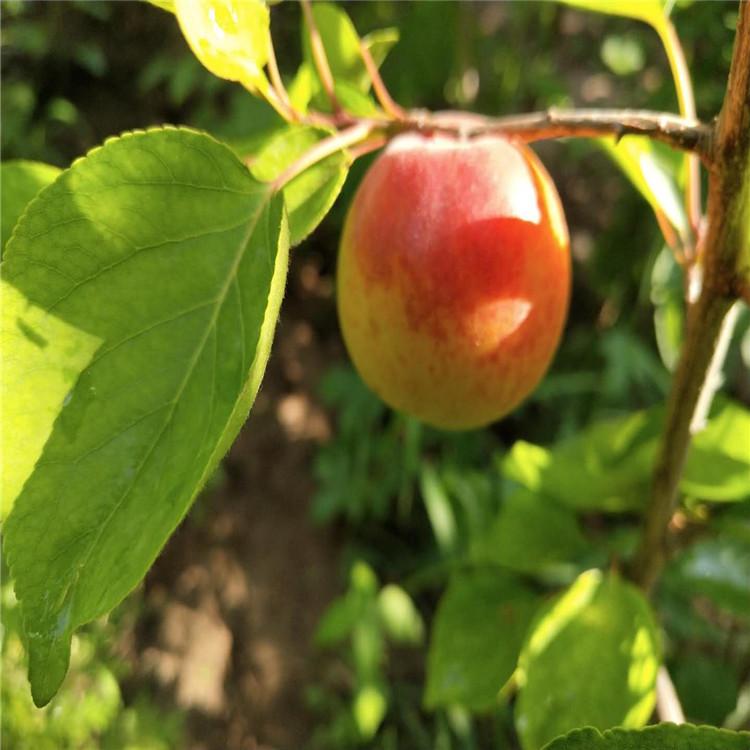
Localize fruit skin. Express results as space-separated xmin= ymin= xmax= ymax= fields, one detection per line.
xmin=337 ymin=133 xmax=570 ymax=430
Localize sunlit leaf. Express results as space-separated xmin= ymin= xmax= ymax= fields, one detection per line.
xmin=250 ymin=124 xmax=350 ymax=245
xmin=362 ymin=27 xmax=400 ymax=70
xmin=354 ymin=683 xmax=387 ymax=739
xmin=144 ymin=0 xmax=175 ymax=13
xmin=516 ymin=570 xmax=660 ymax=750
xmin=175 ymin=0 xmax=270 ymax=94
xmin=600 ymin=137 xmax=688 ymax=243
xmin=502 ymin=409 xmax=662 ymax=512
xmin=685 ymin=398 xmax=750 ymax=502
xmin=377 ymin=584 xmax=424 ymax=645
xmin=3 ymin=127 xmax=289 ymax=706
xmin=302 ymin=2 xmax=365 ymax=90
xmin=425 ymin=569 xmax=538 ymax=711
xmin=543 ymin=723 xmax=750 ymax=750
xmin=559 ymin=0 xmax=669 ymax=32
xmin=300 ymin=3 xmax=393 ymax=114
xmin=1 ymin=160 xmax=61 ymax=252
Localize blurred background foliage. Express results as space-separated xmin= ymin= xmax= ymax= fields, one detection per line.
xmin=2 ymin=1 xmax=749 ymax=748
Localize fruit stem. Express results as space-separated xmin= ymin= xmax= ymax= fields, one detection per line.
xmin=266 ymin=33 xmax=300 ymax=123
xmin=300 ymin=0 xmax=342 ymax=117
xmin=271 ymin=121 xmax=379 ymax=191
xmin=359 ymin=39 xmax=407 ymax=121
xmin=630 ymin=1 xmax=750 ymax=593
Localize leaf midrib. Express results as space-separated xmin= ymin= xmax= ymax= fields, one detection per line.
xmin=53 ymin=185 xmax=275 ymax=623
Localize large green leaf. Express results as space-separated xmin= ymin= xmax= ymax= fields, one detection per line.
xmin=2 ymin=127 xmax=289 ymax=706
xmin=543 ymin=723 xmax=750 ymax=750
xmin=472 ymin=488 xmax=589 ymax=578
xmin=515 ymin=570 xmax=660 ymax=750
xmin=425 ymin=569 xmax=538 ymax=711
xmin=1 ymin=160 xmax=61 ymax=252
xmin=250 ymin=124 xmax=350 ymax=246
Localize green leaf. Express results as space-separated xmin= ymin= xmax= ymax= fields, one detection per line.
xmin=300 ymin=3 xmax=391 ymax=115
xmin=174 ymin=0 xmax=270 ymax=94
xmin=302 ymin=2 xmax=367 ymax=91
xmin=2 ymin=126 xmax=289 ymax=706
xmin=542 ymin=723 xmax=750 ymax=750
xmin=684 ymin=399 xmax=750 ymax=502
xmin=516 ymin=570 xmax=660 ymax=750
xmin=472 ymin=488 xmax=589 ymax=578
xmin=665 ymin=536 xmax=750 ymax=619
xmin=502 ymin=399 xmax=748 ymax=512
xmin=425 ymin=569 xmax=538 ymax=711
xmin=600 ymin=34 xmax=645 ymax=76
xmin=650 ymin=245 xmax=684 ymax=370
xmin=559 ymin=0 xmax=669 ymax=32
xmin=421 ymin=464 xmax=459 ymax=554
xmin=362 ymin=27 xmax=400 ymax=70
xmin=672 ymin=653 xmax=740 ymax=725
xmin=502 ymin=409 xmax=662 ymax=512
xmin=144 ymin=0 xmax=175 ymax=13
xmin=600 ymin=137 xmax=688 ymax=243
xmin=354 ymin=683 xmax=388 ymax=740
xmin=1 ymin=160 xmax=61 ymax=252
xmin=250 ymin=125 xmax=350 ymax=245
xmin=1 ymin=285 xmax=100 ymax=521
xmin=315 ymin=594 xmax=362 ymax=647
xmin=332 ymin=80 xmax=382 ymax=117
xmin=377 ymin=584 xmax=424 ymax=645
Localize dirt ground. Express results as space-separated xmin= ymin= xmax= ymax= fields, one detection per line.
xmin=129 ymin=252 xmax=346 ymax=750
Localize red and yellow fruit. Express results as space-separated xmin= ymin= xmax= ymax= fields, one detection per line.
xmin=337 ymin=133 xmax=570 ymax=430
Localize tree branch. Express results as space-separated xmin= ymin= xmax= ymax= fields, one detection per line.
xmin=630 ymin=0 xmax=750 ymax=592
xmin=398 ymin=108 xmax=712 ymax=160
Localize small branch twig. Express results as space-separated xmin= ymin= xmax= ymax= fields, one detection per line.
xmin=359 ymin=40 xmax=406 ymax=121
xmin=266 ymin=37 xmax=298 ymax=122
xmin=400 ymin=108 xmax=712 ymax=160
xmin=630 ymin=1 xmax=750 ymax=593
xmin=301 ymin=0 xmax=341 ymax=116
